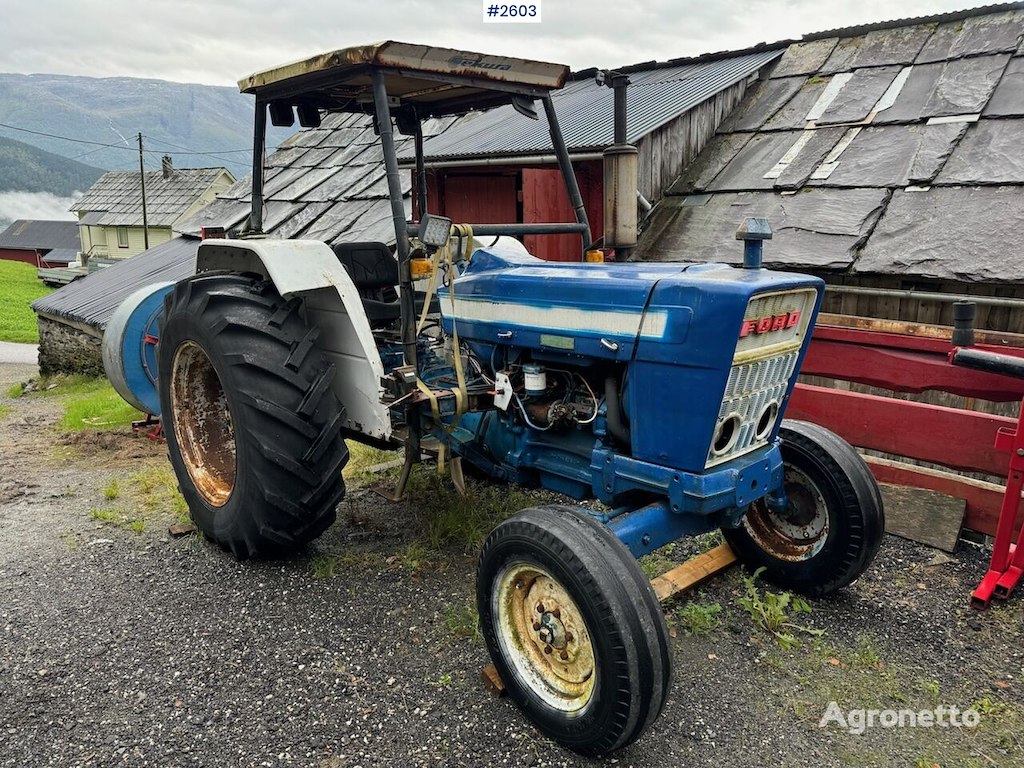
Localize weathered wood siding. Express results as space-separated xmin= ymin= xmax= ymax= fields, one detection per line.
xmin=819 ymin=275 xmax=1024 ymax=336
xmin=635 ymin=79 xmax=750 ymax=204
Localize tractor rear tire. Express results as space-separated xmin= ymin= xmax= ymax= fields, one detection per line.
xmin=157 ymin=273 xmax=348 ymax=558
xmin=723 ymin=420 xmax=884 ymax=597
xmin=477 ymin=505 xmax=671 ymax=756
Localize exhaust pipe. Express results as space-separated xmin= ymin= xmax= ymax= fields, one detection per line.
xmin=601 ymin=72 xmax=638 ymax=260
xmin=735 ymin=217 xmax=773 ymax=269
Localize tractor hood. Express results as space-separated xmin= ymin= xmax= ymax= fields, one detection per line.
xmin=441 ymin=241 xmax=694 ymax=361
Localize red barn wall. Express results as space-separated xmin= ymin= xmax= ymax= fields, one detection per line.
xmin=522 ymin=160 xmax=603 ymax=262
xmin=0 ymin=248 xmax=42 ymax=266
xmin=416 ymin=160 xmax=603 ymax=262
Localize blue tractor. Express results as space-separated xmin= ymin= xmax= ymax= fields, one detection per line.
xmin=104 ymin=42 xmax=883 ymax=756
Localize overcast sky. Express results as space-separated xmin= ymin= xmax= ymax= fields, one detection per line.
xmin=3 ymin=0 xmax=983 ymax=85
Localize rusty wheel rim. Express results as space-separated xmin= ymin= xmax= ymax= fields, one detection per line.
xmin=169 ymin=341 xmax=237 ymax=508
xmin=742 ymin=464 xmax=829 ymax=561
xmin=493 ymin=563 xmax=596 ymax=713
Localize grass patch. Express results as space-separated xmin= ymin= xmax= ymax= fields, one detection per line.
xmin=737 ymin=566 xmax=823 ymax=649
xmin=309 ymin=550 xmax=383 ymax=578
xmin=90 ymin=507 xmax=144 ymax=534
xmin=774 ymin=636 xmax=1024 ymax=764
xmin=311 ymin=554 xmax=341 ymax=579
xmin=344 ymin=442 xmax=402 ymax=484
xmin=0 ymin=404 xmax=9 ymax=421
xmin=61 ymin=381 xmax=140 ymax=431
xmin=0 ymin=260 xmax=51 ymax=343
xmin=405 ymin=468 xmax=537 ymax=555
xmin=86 ymin=463 xmax=190 ymax=538
xmin=128 ymin=464 xmax=188 ymax=523
xmin=443 ymin=601 xmax=482 ymax=644
xmin=639 ymin=550 xmax=677 ymax=579
xmin=675 ymin=600 xmax=722 ymax=637
xmin=10 ymin=375 xmax=141 ymax=432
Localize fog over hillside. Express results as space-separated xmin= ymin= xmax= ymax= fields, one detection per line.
xmin=0 ymin=191 xmax=78 ymax=231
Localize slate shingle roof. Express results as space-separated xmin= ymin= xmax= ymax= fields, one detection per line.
xmin=635 ymin=3 xmax=1024 ymax=283
xmin=71 ymin=167 xmax=232 ymax=228
xmin=175 ymin=112 xmax=458 ymax=244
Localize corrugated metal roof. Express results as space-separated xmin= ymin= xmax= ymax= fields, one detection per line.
xmin=412 ymin=48 xmax=783 ymax=160
xmin=70 ymin=168 xmax=234 ymax=228
xmin=0 ymin=219 xmax=79 ymax=251
xmin=41 ymin=248 xmax=79 ymax=265
xmin=32 ymin=236 xmax=198 ymax=329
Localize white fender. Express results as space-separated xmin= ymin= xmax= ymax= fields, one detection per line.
xmin=195 ymin=238 xmax=392 ymax=441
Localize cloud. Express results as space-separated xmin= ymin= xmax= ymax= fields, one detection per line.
xmin=0 ymin=0 xmax=976 ymax=85
xmin=0 ymin=191 xmax=78 ymax=229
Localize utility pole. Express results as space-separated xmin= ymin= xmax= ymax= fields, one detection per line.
xmin=137 ymin=132 xmax=150 ymax=250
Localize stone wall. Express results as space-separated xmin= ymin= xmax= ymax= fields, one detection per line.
xmin=36 ymin=314 xmax=104 ymax=377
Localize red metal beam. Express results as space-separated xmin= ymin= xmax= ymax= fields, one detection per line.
xmin=788 ymin=383 xmax=1016 ymax=477
xmin=802 ymin=338 xmax=1024 ymax=401
xmin=812 ymin=324 xmax=1024 ymax=359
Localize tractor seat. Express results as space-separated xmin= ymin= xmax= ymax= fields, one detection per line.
xmin=331 ymin=241 xmax=438 ymax=325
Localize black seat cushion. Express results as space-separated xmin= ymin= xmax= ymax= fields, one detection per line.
xmin=331 ymin=241 xmax=439 ymax=326
xmin=332 ymin=242 xmax=400 ymax=290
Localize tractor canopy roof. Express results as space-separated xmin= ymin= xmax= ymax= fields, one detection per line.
xmin=238 ymin=41 xmax=569 ymax=118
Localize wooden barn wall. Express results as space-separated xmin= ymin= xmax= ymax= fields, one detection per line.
xmin=636 ymin=79 xmax=750 ymax=204
xmin=0 ymin=248 xmax=42 ymax=266
xmin=819 ymin=274 xmax=1024 ymax=335
xmin=522 ymin=160 xmax=603 ymax=261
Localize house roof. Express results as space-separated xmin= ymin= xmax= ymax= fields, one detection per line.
xmin=32 ymin=236 xmax=199 ymax=329
xmin=176 ymin=110 xmax=458 ymax=244
xmin=411 ymin=47 xmax=784 ymax=161
xmin=0 ymin=219 xmax=79 ymax=251
xmin=634 ymin=3 xmax=1024 ymax=284
xmin=70 ymin=167 xmax=233 ymax=228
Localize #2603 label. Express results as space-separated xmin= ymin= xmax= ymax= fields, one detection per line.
xmin=482 ymin=1 xmax=542 ymax=22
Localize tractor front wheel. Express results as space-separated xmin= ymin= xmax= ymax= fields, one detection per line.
xmin=723 ymin=419 xmax=884 ymax=597
xmin=477 ymin=505 xmax=671 ymax=756
xmin=157 ymin=273 xmax=348 ymax=558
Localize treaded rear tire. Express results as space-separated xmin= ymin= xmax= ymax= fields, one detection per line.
xmin=158 ymin=273 xmax=348 ymax=558
xmin=723 ymin=420 xmax=884 ymax=597
xmin=477 ymin=505 xmax=671 ymax=756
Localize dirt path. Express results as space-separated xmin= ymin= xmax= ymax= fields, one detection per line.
xmin=0 ymin=342 xmax=37 ymax=365
xmin=1 ymin=361 xmax=1023 ymax=767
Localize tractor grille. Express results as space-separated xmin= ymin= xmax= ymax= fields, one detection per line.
xmin=705 ymin=287 xmax=816 ymax=468
xmin=705 ymin=351 xmax=800 ymax=467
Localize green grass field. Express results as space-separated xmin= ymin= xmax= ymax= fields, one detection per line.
xmin=0 ymin=260 xmax=52 ymax=343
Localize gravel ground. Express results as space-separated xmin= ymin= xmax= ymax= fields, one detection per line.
xmin=2 ymin=360 xmax=1023 ymax=768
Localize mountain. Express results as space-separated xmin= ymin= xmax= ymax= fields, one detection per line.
xmin=0 ymin=73 xmax=293 ymax=179
xmin=0 ymin=135 xmax=104 ymax=195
